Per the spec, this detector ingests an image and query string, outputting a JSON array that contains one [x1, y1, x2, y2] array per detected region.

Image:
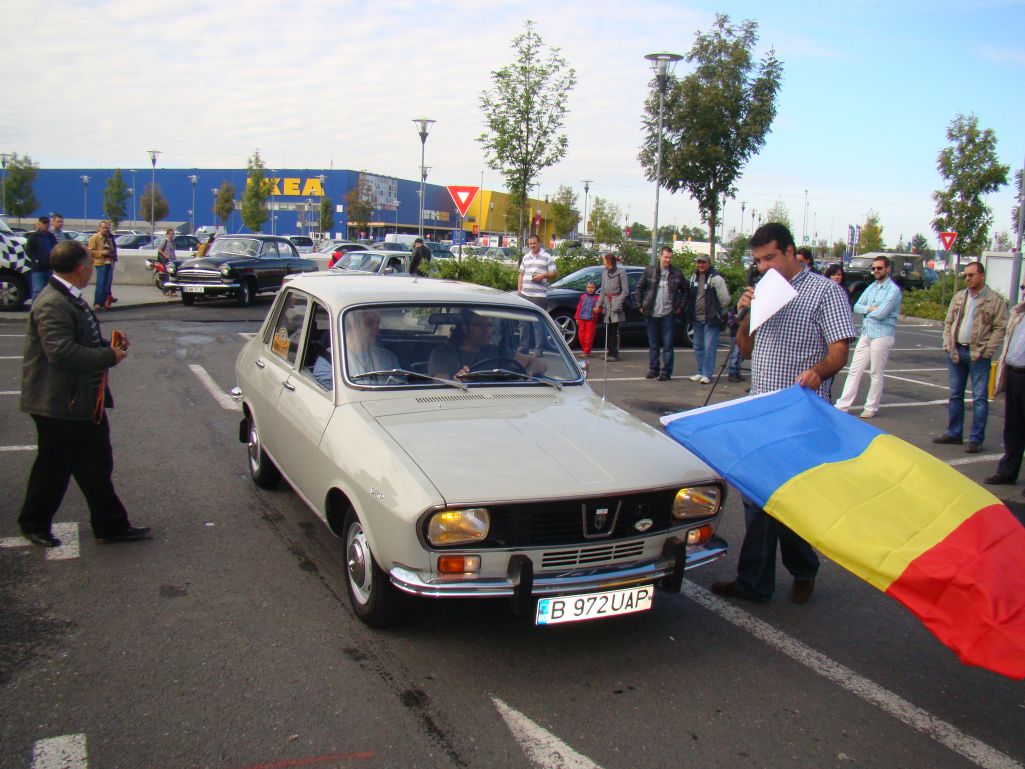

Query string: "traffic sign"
[[940, 231, 957, 251], [447, 186, 480, 217]]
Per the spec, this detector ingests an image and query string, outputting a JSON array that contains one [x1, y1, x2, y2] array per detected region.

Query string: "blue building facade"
[[23, 168, 464, 240]]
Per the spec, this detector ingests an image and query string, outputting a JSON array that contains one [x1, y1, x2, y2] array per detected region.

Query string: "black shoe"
[[657, 372, 670, 381], [22, 531, 61, 548], [605, 355, 619, 362], [727, 373, 743, 382], [96, 526, 151, 544], [791, 578, 815, 605], [932, 434, 963, 445], [965, 441, 981, 454], [984, 474, 1016, 485], [645, 370, 658, 379], [710, 580, 770, 604]]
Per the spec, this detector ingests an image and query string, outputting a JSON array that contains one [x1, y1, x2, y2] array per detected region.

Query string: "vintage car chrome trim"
[[387, 536, 728, 598], [165, 280, 242, 289]]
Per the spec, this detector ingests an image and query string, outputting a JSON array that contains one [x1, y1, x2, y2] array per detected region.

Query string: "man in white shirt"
[[517, 234, 557, 354]]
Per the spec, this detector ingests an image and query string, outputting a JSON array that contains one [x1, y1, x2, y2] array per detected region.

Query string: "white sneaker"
[[860, 410, 877, 419], [699, 376, 711, 384], [689, 374, 702, 382]]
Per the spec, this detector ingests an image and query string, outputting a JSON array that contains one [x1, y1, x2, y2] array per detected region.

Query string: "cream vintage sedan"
[[234, 273, 727, 627]]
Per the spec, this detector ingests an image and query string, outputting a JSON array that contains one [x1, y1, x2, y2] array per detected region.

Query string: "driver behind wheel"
[[428, 308, 547, 379]]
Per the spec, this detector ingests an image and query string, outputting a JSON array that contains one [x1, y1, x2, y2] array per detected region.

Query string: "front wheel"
[[236, 278, 255, 307], [550, 310, 578, 347], [247, 415, 280, 488], [344, 508, 400, 628], [181, 291, 197, 306], [0, 272, 29, 311]]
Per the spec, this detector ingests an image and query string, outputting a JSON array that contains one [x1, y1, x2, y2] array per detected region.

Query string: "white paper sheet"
[[750, 267, 797, 332]]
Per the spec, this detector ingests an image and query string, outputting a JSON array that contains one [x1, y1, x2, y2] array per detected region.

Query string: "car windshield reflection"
[[209, 238, 261, 257]]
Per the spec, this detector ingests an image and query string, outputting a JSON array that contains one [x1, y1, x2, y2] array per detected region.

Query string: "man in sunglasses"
[[985, 283, 1025, 486], [834, 256, 901, 418]]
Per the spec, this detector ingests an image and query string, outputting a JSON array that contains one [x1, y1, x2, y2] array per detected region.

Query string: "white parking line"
[[31, 733, 87, 769], [0, 355, 21, 359], [187, 364, 241, 411], [878, 399, 950, 409], [891, 347, 944, 351], [884, 374, 949, 390], [494, 697, 602, 769], [0, 390, 19, 395], [947, 453, 1003, 467], [0, 445, 35, 451], [0, 523, 80, 560], [682, 581, 1023, 769], [0, 334, 24, 337]]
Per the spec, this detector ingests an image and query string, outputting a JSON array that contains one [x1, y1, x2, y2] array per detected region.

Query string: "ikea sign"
[[245, 177, 325, 197]]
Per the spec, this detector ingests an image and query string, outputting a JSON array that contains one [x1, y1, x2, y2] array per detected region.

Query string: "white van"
[[384, 233, 419, 250]]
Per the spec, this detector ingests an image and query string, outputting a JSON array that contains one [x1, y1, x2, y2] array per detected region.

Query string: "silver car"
[[233, 274, 727, 627]]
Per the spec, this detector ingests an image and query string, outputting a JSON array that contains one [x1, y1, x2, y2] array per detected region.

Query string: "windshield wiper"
[[457, 368, 563, 390], [350, 369, 467, 391]]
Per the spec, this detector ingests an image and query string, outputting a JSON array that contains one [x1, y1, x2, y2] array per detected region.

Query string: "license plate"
[[183, 286, 204, 293], [535, 585, 653, 625]]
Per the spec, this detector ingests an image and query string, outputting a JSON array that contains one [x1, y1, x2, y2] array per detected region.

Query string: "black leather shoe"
[[710, 580, 770, 604], [658, 372, 670, 381], [965, 441, 981, 454], [96, 526, 151, 544], [791, 578, 815, 605], [727, 373, 743, 383], [645, 370, 658, 379], [22, 531, 61, 548], [932, 434, 963, 445], [984, 474, 1015, 485]]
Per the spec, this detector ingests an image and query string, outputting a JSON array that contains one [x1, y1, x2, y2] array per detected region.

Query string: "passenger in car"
[[345, 309, 401, 383], [428, 309, 547, 379]]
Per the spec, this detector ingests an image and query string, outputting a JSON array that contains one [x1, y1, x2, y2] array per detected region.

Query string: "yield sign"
[[940, 231, 958, 251], [447, 185, 480, 217]]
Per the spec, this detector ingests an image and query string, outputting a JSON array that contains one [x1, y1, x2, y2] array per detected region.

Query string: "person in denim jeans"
[[688, 255, 730, 384], [934, 262, 1008, 453], [636, 246, 689, 380]]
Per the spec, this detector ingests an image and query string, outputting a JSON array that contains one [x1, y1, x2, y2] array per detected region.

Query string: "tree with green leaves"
[[102, 169, 129, 230], [858, 211, 885, 253], [241, 150, 271, 232], [139, 183, 169, 228], [639, 14, 782, 260], [587, 197, 622, 244], [629, 222, 652, 242], [3, 153, 39, 222], [993, 231, 1013, 251], [1011, 169, 1023, 233], [478, 20, 576, 244], [831, 240, 847, 260], [765, 198, 791, 229], [658, 224, 679, 243], [345, 173, 374, 239], [548, 185, 579, 238], [215, 181, 236, 231], [932, 113, 1009, 256], [319, 196, 334, 235]]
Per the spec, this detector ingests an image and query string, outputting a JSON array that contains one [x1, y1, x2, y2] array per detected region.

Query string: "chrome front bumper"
[[164, 280, 241, 290]]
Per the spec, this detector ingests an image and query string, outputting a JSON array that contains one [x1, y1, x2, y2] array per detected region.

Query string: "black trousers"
[[996, 368, 1025, 481], [18, 413, 130, 538]]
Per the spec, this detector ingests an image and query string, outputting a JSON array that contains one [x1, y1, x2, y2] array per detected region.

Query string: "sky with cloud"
[[3, 0, 1023, 249]]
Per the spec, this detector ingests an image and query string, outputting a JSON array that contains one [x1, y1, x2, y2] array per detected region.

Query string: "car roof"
[[283, 273, 525, 308]]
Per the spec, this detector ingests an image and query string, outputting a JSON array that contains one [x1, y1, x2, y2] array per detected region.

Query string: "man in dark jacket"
[[18, 240, 150, 547], [636, 246, 689, 380], [410, 238, 431, 276], [24, 215, 57, 300]]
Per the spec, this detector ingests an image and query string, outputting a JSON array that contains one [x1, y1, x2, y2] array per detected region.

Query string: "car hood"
[[361, 390, 715, 503], [177, 256, 252, 269]]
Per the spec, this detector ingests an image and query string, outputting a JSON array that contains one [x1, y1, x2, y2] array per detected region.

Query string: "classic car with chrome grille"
[[166, 234, 318, 306], [233, 273, 727, 627]]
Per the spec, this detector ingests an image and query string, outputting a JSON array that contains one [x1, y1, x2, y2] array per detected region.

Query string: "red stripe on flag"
[[886, 504, 1025, 679]]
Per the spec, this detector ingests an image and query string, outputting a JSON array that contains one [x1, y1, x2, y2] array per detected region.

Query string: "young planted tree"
[[765, 198, 791, 230], [319, 196, 334, 235], [932, 113, 1009, 257], [3, 153, 39, 223], [639, 14, 782, 260], [548, 185, 580, 238], [344, 173, 374, 239], [103, 169, 129, 230], [215, 181, 237, 232], [588, 197, 622, 244], [139, 183, 169, 227], [241, 150, 271, 232], [859, 211, 885, 252], [478, 20, 576, 244], [910, 233, 931, 256], [629, 222, 652, 242]]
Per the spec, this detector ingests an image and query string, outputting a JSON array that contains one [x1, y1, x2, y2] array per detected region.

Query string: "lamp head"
[[412, 118, 436, 141]]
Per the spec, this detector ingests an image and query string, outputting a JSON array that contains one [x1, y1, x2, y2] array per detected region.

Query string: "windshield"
[[340, 302, 582, 388], [209, 238, 261, 257], [552, 266, 606, 291], [334, 252, 385, 272]]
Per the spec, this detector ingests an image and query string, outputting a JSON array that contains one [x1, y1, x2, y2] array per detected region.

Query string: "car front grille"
[[541, 541, 646, 569], [175, 269, 225, 284]]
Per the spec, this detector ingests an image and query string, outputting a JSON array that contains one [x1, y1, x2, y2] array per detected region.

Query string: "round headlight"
[[427, 508, 490, 546], [219, 264, 232, 277], [672, 485, 722, 519], [167, 262, 176, 274]]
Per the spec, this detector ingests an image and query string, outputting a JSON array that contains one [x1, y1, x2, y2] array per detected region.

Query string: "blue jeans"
[[692, 321, 720, 378], [945, 345, 990, 444], [645, 314, 675, 375], [736, 498, 819, 600], [727, 338, 742, 376], [94, 264, 110, 307], [30, 270, 49, 300]]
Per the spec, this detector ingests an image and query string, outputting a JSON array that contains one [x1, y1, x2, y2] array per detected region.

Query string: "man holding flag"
[[711, 223, 855, 604]]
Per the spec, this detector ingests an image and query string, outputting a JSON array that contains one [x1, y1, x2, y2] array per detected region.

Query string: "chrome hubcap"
[[248, 423, 261, 472], [346, 523, 371, 605]]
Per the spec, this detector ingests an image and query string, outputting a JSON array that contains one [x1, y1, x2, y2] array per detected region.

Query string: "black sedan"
[[545, 265, 692, 348], [166, 234, 318, 306]]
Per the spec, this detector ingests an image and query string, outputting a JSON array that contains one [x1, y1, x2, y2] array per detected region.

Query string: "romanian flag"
[[662, 385, 1025, 680]]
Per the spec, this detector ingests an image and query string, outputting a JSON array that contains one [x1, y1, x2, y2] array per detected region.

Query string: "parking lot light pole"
[[0, 153, 11, 216], [644, 52, 682, 265], [80, 175, 89, 226], [129, 170, 137, 227], [188, 175, 198, 233], [581, 179, 592, 238], [147, 150, 161, 239], [412, 118, 435, 238]]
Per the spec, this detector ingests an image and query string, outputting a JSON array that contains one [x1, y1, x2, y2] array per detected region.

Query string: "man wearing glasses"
[[985, 284, 1025, 486], [934, 262, 1007, 453], [834, 256, 901, 418]]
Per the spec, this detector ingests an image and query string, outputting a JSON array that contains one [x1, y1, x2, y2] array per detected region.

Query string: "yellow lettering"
[[268, 178, 281, 195], [282, 178, 300, 196], [301, 178, 324, 196]]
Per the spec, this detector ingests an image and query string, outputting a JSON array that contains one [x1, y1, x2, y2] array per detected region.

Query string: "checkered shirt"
[[751, 267, 856, 400]]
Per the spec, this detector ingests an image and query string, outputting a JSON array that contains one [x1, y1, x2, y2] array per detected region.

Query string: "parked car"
[[232, 274, 728, 627], [153, 234, 200, 253], [546, 265, 692, 348], [165, 234, 318, 306], [287, 235, 316, 253], [329, 249, 409, 275], [426, 242, 454, 259], [0, 230, 31, 310], [318, 241, 371, 267], [115, 233, 154, 249], [844, 252, 928, 300]]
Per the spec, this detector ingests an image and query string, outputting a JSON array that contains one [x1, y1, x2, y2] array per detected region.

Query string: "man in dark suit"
[[18, 240, 150, 547], [24, 215, 57, 300]]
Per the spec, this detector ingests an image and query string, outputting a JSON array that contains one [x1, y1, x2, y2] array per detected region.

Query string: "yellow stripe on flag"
[[764, 434, 1000, 590]]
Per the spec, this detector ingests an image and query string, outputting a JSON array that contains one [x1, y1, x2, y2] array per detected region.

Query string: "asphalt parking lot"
[[1, 299, 1022, 769]]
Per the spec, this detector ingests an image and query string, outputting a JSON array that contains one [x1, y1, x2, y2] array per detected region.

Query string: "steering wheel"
[[468, 356, 526, 374]]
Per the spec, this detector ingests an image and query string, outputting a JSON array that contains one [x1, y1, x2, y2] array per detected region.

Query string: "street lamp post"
[[129, 169, 137, 227], [644, 51, 683, 265], [80, 175, 89, 226], [0, 153, 11, 216], [740, 201, 746, 237], [146, 150, 161, 239], [317, 174, 326, 238], [188, 174, 198, 233], [412, 118, 435, 238], [581, 179, 593, 239]]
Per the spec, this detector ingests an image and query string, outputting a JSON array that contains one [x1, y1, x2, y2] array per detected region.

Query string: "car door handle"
[[282, 380, 295, 391], [255, 358, 266, 369]]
